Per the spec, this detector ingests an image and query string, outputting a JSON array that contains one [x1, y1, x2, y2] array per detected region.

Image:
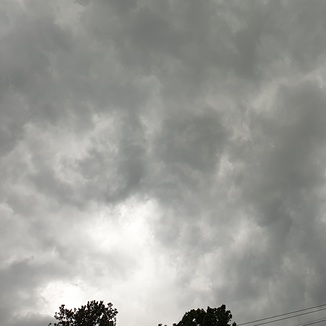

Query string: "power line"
[[292, 317, 326, 326], [250, 307, 326, 326], [293, 317, 326, 326], [238, 303, 326, 326]]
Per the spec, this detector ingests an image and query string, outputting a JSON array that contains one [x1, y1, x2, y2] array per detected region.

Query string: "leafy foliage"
[[159, 304, 236, 326], [49, 300, 118, 326]]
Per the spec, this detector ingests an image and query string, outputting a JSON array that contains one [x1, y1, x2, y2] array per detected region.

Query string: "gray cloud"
[[2, 1, 326, 326]]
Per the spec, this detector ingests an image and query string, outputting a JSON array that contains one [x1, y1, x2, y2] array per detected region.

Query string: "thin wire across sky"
[[238, 303, 326, 326]]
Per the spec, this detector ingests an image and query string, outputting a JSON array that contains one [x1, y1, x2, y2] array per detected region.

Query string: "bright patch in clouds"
[[85, 198, 157, 251], [40, 280, 88, 313]]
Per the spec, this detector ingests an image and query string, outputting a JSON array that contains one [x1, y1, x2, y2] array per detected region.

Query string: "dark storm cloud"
[[215, 79, 326, 319], [0, 257, 56, 326], [2, 1, 326, 326], [150, 107, 227, 206]]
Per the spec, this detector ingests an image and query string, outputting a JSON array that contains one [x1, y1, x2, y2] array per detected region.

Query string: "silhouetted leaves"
[[167, 304, 236, 326], [48, 300, 118, 326]]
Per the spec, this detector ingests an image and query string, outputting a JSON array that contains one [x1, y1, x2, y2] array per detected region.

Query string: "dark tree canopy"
[[49, 301, 235, 326], [49, 300, 118, 326], [173, 304, 236, 326]]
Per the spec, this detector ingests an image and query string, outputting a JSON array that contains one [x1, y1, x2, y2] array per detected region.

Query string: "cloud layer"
[[2, 1, 326, 325]]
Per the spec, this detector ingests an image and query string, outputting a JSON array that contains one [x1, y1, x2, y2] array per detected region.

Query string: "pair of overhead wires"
[[237, 303, 326, 326]]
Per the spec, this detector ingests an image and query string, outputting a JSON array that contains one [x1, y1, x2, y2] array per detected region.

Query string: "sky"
[[2, 0, 326, 325]]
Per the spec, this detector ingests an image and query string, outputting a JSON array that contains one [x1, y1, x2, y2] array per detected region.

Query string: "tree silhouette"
[[49, 300, 118, 326], [173, 304, 236, 326]]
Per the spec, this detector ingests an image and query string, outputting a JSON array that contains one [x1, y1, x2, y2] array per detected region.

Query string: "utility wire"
[[238, 303, 326, 326], [291, 317, 326, 326], [250, 308, 326, 326], [292, 317, 326, 326]]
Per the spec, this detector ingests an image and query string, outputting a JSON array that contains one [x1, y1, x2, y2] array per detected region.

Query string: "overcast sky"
[[2, 0, 326, 325]]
